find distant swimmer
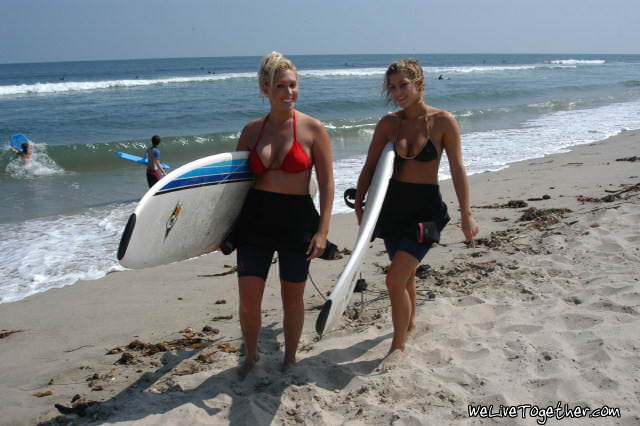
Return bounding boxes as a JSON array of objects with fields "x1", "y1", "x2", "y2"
[
  {"x1": 438, "y1": 75, "x2": 450, "y2": 80},
  {"x1": 60, "y1": 76, "x2": 66, "y2": 81},
  {"x1": 144, "y1": 135, "x2": 167, "y2": 188},
  {"x1": 13, "y1": 142, "x2": 32, "y2": 161}
]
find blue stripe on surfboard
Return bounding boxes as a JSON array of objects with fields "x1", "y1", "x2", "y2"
[
  {"x1": 155, "y1": 171, "x2": 253, "y2": 194},
  {"x1": 176, "y1": 161, "x2": 249, "y2": 179}
]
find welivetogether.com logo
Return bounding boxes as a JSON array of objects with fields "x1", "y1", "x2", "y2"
[{"x1": 468, "y1": 401, "x2": 621, "y2": 425}]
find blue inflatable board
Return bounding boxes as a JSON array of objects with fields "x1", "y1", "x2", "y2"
[
  {"x1": 10, "y1": 133, "x2": 30, "y2": 149},
  {"x1": 117, "y1": 152, "x2": 170, "y2": 169}
]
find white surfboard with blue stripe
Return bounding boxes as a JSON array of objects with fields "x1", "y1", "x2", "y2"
[{"x1": 117, "y1": 151, "x2": 253, "y2": 269}]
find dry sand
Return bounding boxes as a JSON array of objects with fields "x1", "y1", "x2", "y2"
[{"x1": 1, "y1": 130, "x2": 639, "y2": 425}]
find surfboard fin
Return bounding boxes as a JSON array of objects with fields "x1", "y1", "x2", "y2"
[
  {"x1": 354, "y1": 278, "x2": 368, "y2": 293},
  {"x1": 315, "y1": 300, "x2": 332, "y2": 336},
  {"x1": 117, "y1": 214, "x2": 136, "y2": 261}
]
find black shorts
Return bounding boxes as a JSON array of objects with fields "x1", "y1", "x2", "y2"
[
  {"x1": 146, "y1": 169, "x2": 162, "y2": 188},
  {"x1": 384, "y1": 234, "x2": 431, "y2": 262},
  {"x1": 237, "y1": 244, "x2": 310, "y2": 283}
]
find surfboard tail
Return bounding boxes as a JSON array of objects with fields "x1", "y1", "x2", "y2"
[{"x1": 315, "y1": 299, "x2": 333, "y2": 336}]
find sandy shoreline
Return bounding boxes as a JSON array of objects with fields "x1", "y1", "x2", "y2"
[{"x1": 1, "y1": 130, "x2": 639, "y2": 425}]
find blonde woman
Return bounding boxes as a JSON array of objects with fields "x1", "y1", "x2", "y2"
[
  {"x1": 234, "y1": 52, "x2": 334, "y2": 377},
  {"x1": 355, "y1": 58, "x2": 478, "y2": 365}
]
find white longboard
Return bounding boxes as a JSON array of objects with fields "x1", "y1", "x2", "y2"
[
  {"x1": 117, "y1": 151, "x2": 253, "y2": 269},
  {"x1": 316, "y1": 142, "x2": 395, "y2": 335}
]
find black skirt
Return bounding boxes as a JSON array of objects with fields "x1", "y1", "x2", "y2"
[
  {"x1": 235, "y1": 189, "x2": 319, "y2": 253},
  {"x1": 376, "y1": 179, "x2": 449, "y2": 241}
]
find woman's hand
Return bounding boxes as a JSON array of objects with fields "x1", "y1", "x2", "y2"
[
  {"x1": 354, "y1": 204, "x2": 364, "y2": 225},
  {"x1": 461, "y1": 214, "x2": 479, "y2": 248},
  {"x1": 306, "y1": 232, "x2": 327, "y2": 260}
]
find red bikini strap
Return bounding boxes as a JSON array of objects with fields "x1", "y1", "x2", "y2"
[{"x1": 293, "y1": 111, "x2": 297, "y2": 142}]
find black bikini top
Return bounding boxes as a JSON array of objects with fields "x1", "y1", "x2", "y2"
[{"x1": 394, "y1": 111, "x2": 439, "y2": 163}]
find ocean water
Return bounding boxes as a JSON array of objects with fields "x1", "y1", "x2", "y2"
[{"x1": 1, "y1": 53, "x2": 640, "y2": 303}]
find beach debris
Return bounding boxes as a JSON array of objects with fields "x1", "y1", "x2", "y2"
[
  {"x1": 0, "y1": 329, "x2": 23, "y2": 339},
  {"x1": 198, "y1": 266, "x2": 237, "y2": 277},
  {"x1": 372, "y1": 262, "x2": 389, "y2": 274},
  {"x1": 86, "y1": 371, "x2": 116, "y2": 390},
  {"x1": 475, "y1": 200, "x2": 528, "y2": 209},
  {"x1": 63, "y1": 344, "x2": 94, "y2": 353},
  {"x1": 577, "y1": 195, "x2": 601, "y2": 203},
  {"x1": 527, "y1": 195, "x2": 551, "y2": 201},
  {"x1": 215, "y1": 299, "x2": 227, "y2": 304},
  {"x1": 194, "y1": 343, "x2": 238, "y2": 365},
  {"x1": 33, "y1": 391, "x2": 53, "y2": 397},
  {"x1": 517, "y1": 207, "x2": 571, "y2": 229},
  {"x1": 54, "y1": 395, "x2": 98, "y2": 417},
  {"x1": 492, "y1": 217, "x2": 509, "y2": 222},
  {"x1": 580, "y1": 182, "x2": 640, "y2": 203},
  {"x1": 415, "y1": 264, "x2": 434, "y2": 279},
  {"x1": 211, "y1": 315, "x2": 233, "y2": 321},
  {"x1": 115, "y1": 352, "x2": 139, "y2": 365},
  {"x1": 107, "y1": 329, "x2": 221, "y2": 359},
  {"x1": 616, "y1": 155, "x2": 639, "y2": 162},
  {"x1": 475, "y1": 231, "x2": 512, "y2": 248}
]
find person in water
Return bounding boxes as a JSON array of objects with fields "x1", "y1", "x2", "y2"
[
  {"x1": 355, "y1": 58, "x2": 478, "y2": 366},
  {"x1": 13, "y1": 142, "x2": 32, "y2": 161},
  {"x1": 232, "y1": 51, "x2": 334, "y2": 377},
  {"x1": 145, "y1": 135, "x2": 167, "y2": 188}
]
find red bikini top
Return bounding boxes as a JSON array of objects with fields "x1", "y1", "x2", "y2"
[{"x1": 248, "y1": 112, "x2": 312, "y2": 175}]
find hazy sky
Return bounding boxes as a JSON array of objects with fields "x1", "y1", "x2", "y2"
[{"x1": 2, "y1": 0, "x2": 638, "y2": 64}]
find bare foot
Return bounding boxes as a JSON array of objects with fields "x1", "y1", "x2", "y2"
[
  {"x1": 377, "y1": 349, "x2": 404, "y2": 371},
  {"x1": 237, "y1": 354, "x2": 259, "y2": 380},
  {"x1": 407, "y1": 325, "x2": 417, "y2": 341},
  {"x1": 281, "y1": 361, "x2": 296, "y2": 374}
]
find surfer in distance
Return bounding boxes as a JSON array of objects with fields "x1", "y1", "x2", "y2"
[
  {"x1": 12, "y1": 141, "x2": 32, "y2": 161},
  {"x1": 355, "y1": 58, "x2": 478, "y2": 367},
  {"x1": 145, "y1": 135, "x2": 167, "y2": 188},
  {"x1": 233, "y1": 52, "x2": 334, "y2": 378}
]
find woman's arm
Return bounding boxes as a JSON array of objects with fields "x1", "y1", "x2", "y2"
[
  {"x1": 308, "y1": 118, "x2": 335, "y2": 258},
  {"x1": 441, "y1": 112, "x2": 478, "y2": 246},
  {"x1": 236, "y1": 123, "x2": 253, "y2": 151}
]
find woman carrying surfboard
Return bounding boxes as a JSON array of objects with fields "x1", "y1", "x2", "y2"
[
  {"x1": 234, "y1": 52, "x2": 334, "y2": 378},
  {"x1": 355, "y1": 58, "x2": 478, "y2": 366}
]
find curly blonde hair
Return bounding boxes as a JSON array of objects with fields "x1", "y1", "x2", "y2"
[
  {"x1": 258, "y1": 51, "x2": 298, "y2": 96},
  {"x1": 382, "y1": 58, "x2": 425, "y2": 105}
]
